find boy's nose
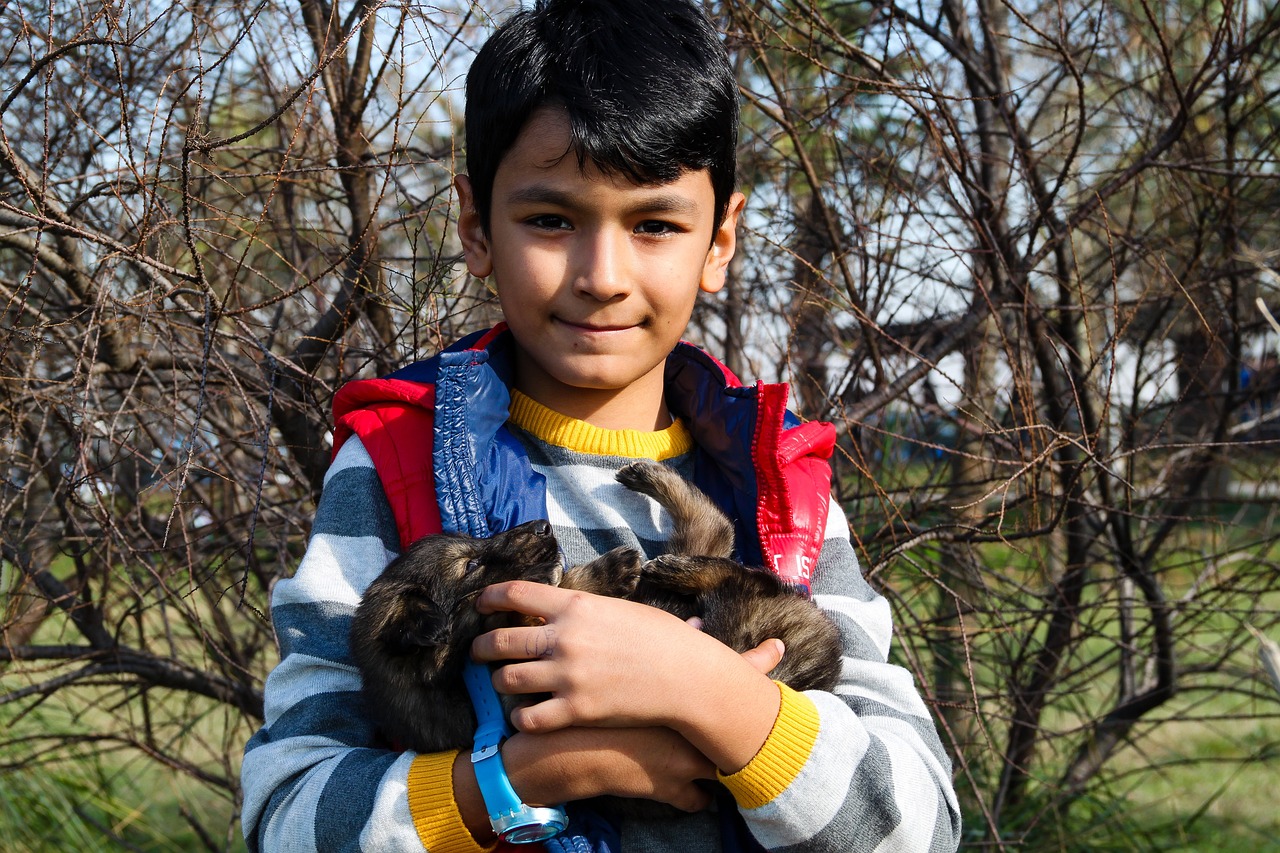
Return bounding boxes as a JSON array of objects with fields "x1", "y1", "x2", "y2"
[{"x1": 571, "y1": 230, "x2": 630, "y2": 301}]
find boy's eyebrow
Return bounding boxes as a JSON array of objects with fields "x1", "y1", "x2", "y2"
[{"x1": 505, "y1": 184, "x2": 700, "y2": 217}]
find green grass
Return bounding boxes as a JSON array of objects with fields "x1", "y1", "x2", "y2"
[
  {"x1": 0, "y1": 598, "x2": 252, "y2": 852},
  {"x1": 0, "y1": 746, "x2": 246, "y2": 852},
  {"x1": 897, "y1": 517, "x2": 1280, "y2": 851},
  {"x1": 1105, "y1": 714, "x2": 1280, "y2": 852}
]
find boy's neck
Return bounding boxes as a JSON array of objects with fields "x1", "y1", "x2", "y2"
[{"x1": 512, "y1": 366, "x2": 672, "y2": 433}]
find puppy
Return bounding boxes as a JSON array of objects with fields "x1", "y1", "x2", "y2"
[
  {"x1": 350, "y1": 460, "x2": 842, "y2": 758},
  {"x1": 350, "y1": 521, "x2": 641, "y2": 754}
]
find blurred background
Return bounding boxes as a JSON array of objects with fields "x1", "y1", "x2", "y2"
[{"x1": 2, "y1": 1, "x2": 1278, "y2": 849}]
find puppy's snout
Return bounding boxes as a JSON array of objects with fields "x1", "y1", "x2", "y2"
[
  {"x1": 508, "y1": 519, "x2": 552, "y2": 537},
  {"x1": 495, "y1": 519, "x2": 559, "y2": 566}
]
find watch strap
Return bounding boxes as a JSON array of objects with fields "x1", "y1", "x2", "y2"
[{"x1": 463, "y1": 661, "x2": 569, "y2": 843}]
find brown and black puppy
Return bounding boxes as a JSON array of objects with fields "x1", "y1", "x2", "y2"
[
  {"x1": 350, "y1": 460, "x2": 842, "y2": 757},
  {"x1": 350, "y1": 521, "x2": 642, "y2": 754}
]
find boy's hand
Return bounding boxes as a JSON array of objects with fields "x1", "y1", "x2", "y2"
[
  {"x1": 472, "y1": 581, "x2": 784, "y2": 774},
  {"x1": 506, "y1": 726, "x2": 716, "y2": 810},
  {"x1": 452, "y1": 726, "x2": 714, "y2": 844}
]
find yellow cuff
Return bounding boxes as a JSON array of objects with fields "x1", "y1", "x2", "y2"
[
  {"x1": 407, "y1": 752, "x2": 497, "y2": 853},
  {"x1": 717, "y1": 682, "x2": 821, "y2": 810}
]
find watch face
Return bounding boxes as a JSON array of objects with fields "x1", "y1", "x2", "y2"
[
  {"x1": 500, "y1": 824, "x2": 558, "y2": 844},
  {"x1": 495, "y1": 807, "x2": 570, "y2": 844}
]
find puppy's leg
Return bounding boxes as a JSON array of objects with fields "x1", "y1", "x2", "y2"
[
  {"x1": 640, "y1": 553, "x2": 741, "y2": 595},
  {"x1": 616, "y1": 461, "x2": 734, "y2": 558},
  {"x1": 561, "y1": 546, "x2": 643, "y2": 598}
]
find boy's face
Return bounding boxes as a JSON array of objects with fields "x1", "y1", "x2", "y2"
[{"x1": 457, "y1": 109, "x2": 744, "y2": 428}]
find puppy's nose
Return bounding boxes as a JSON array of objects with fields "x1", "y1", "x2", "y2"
[{"x1": 532, "y1": 520, "x2": 551, "y2": 537}]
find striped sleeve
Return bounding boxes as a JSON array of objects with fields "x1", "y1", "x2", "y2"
[
  {"x1": 240, "y1": 437, "x2": 486, "y2": 853},
  {"x1": 725, "y1": 497, "x2": 962, "y2": 852}
]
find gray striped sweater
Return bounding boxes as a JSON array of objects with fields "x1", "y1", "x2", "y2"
[{"x1": 241, "y1": 397, "x2": 960, "y2": 852}]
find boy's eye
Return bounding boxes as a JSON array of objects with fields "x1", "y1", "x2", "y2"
[
  {"x1": 635, "y1": 220, "x2": 678, "y2": 236},
  {"x1": 526, "y1": 214, "x2": 571, "y2": 231}
]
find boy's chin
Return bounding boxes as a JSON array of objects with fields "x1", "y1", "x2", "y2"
[{"x1": 518, "y1": 359, "x2": 667, "y2": 401}]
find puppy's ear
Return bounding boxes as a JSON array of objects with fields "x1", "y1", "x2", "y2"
[{"x1": 380, "y1": 594, "x2": 450, "y2": 654}]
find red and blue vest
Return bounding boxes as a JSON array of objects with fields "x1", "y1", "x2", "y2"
[{"x1": 331, "y1": 325, "x2": 836, "y2": 594}]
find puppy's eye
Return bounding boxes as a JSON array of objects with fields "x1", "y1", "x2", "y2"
[{"x1": 464, "y1": 558, "x2": 481, "y2": 574}]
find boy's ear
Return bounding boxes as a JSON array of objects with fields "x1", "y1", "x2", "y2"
[
  {"x1": 699, "y1": 191, "x2": 746, "y2": 295},
  {"x1": 455, "y1": 175, "x2": 493, "y2": 279}
]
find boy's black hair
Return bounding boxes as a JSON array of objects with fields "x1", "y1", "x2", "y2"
[{"x1": 464, "y1": 0, "x2": 739, "y2": 232}]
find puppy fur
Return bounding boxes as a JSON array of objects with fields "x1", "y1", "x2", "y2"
[
  {"x1": 350, "y1": 460, "x2": 842, "y2": 763},
  {"x1": 613, "y1": 461, "x2": 842, "y2": 695},
  {"x1": 350, "y1": 521, "x2": 641, "y2": 754}
]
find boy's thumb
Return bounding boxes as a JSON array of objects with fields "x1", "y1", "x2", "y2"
[{"x1": 740, "y1": 638, "x2": 785, "y2": 675}]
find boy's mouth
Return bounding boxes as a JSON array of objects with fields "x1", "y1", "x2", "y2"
[{"x1": 556, "y1": 318, "x2": 639, "y2": 333}]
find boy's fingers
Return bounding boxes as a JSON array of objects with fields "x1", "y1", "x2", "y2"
[
  {"x1": 509, "y1": 694, "x2": 577, "y2": 733},
  {"x1": 490, "y1": 659, "x2": 561, "y2": 697},
  {"x1": 475, "y1": 579, "x2": 568, "y2": 616},
  {"x1": 471, "y1": 625, "x2": 560, "y2": 663},
  {"x1": 667, "y1": 784, "x2": 714, "y2": 814}
]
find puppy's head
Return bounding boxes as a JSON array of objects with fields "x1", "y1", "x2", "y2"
[{"x1": 352, "y1": 520, "x2": 562, "y2": 680}]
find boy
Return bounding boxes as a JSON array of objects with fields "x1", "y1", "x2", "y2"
[{"x1": 240, "y1": 1, "x2": 961, "y2": 851}]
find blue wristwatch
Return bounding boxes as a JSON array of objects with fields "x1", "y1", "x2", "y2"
[{"x1": 462, "y1": 661, "x2": 569, "y2": 844}]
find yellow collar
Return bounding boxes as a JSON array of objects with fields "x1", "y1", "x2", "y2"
[{"x1": 507, "y1": 390, "x2": 693, "y2": 460}]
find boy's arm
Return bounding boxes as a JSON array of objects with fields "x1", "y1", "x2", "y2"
[
  {"x1": 475, "y1": 496, "x2": 962, "y2": 852},
  {"x1": 240, "y1": 436, "x2": 471, "y2": 853},
  {"x1": 243, "y1": 435, "x2": 507, "y2": 852},
  {"x1": 720, "y1": 501, "x2": 962, "y2": 852}
]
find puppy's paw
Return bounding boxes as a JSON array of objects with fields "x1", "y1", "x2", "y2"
[
  {"x1": 617, "y1": 462, "x2": 735, "y2": 559},
  {"x1": 563, "y1": 547, "x2": 643, "y2": 597},
  {"x1": 616, "y1": 460, "x2": 664, "y2": 498}
]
